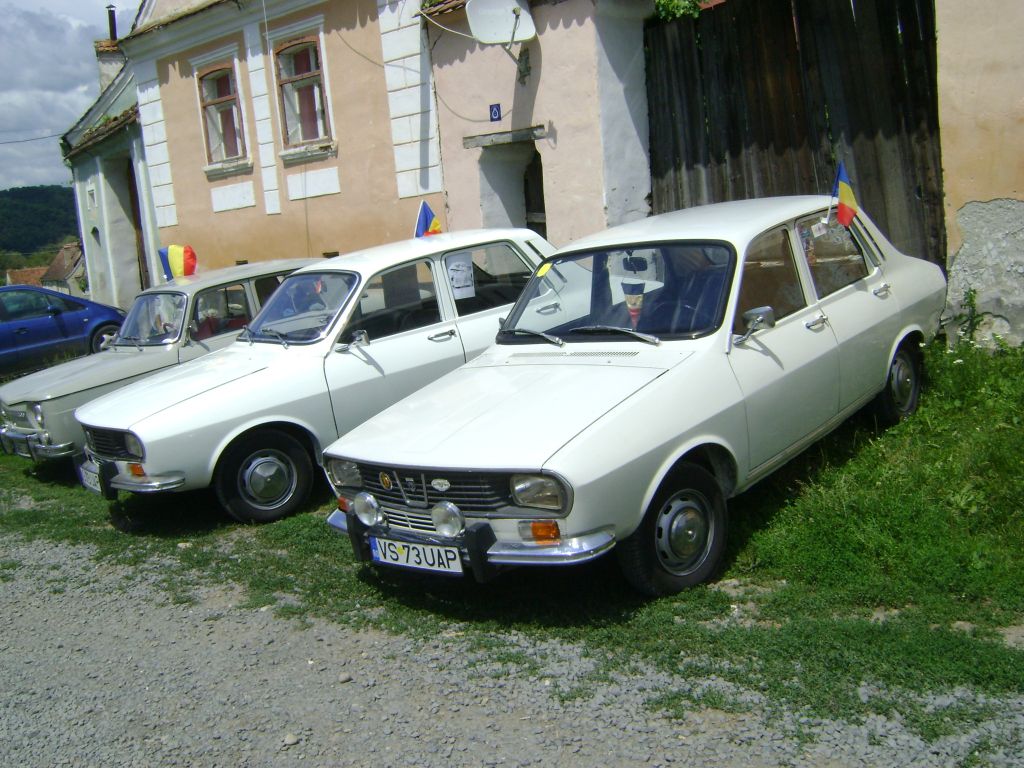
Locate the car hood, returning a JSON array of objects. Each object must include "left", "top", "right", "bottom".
[
  {"left": 0, "top": 346, "right": 178, "bottom": 405},
  {"left": 329, "top": 348, "right": 691, "bottom": 470},
  {"left": 75, "top": 344, "right": 279, "bottom": 429}
]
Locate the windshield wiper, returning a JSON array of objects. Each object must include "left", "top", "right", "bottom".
[
  {"left": 499, "top": 328, "right": 564, "bottom": 347},
  {"left": 258, "top": 327, "right": 289, "bottom": 348},
  {"left": 116, "top": 334, "right": 143, "bottom": 351},
  {"left": 569, "top": 325, "right": 661, "bottom": 345}
]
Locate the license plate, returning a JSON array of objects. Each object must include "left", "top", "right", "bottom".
[
  {"left": 80, "top": 464, "right": 102, "bottom": 494},
  {"left": 370, "top": 537, "right": 463, "bottom": 574}
]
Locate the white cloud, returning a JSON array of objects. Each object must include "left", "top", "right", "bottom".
[{"left": 0, "top": 1, "right": 139, "bottom": 190}]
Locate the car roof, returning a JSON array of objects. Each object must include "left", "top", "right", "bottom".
[
  {"left": 560, "top": 196, "right": 835, "bottom": 255},
  {"left": 141, "top": 258, "right": 320, "bottom": 296},
  {"left": 291, "top": 229, "right": 545, "bottom": 277}
]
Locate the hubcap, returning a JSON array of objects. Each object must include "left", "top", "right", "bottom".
[
  {"left": 654, "top": 493, "right": 712, "bottom": 576},
  {"left": 889, "top": 354, "right": 915, "bottom": 412},
  {"left": 240, "top": 450, "right": 297, "bottom": 510}
]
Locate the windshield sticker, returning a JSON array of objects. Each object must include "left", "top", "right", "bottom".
[
  {"left": 447, "top": 251, "right": 476, "bottom": 300},
  {"left": 536, "top": 263, "right": 551, "bottom": 277}
]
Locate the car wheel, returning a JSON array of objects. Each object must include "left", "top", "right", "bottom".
[
  {"left": 214, "top": 429, "right": 313, "bottom": 523},
  {"left": 617, "top": 463, "right": 727, "bottom": 596},
  {"left": 90, "top": 324, "right": 121, "bottom": 353},
  {"left": 873, "top": 345, "right": 921, "bottom": 426}
]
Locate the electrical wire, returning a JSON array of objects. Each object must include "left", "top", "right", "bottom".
[{"left": 0, "top": 133, "right": 63, "bottom": 145}]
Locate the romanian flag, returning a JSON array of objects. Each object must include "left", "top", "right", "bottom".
[
  {"left": 831, "top": 161, "right": 858, "bottom": 227},
  {"left": 414, "top": 201, "right": 442, "bottom": 237},
  {"left": 158, "top": 245, "right": 197, "bottom": 281}
]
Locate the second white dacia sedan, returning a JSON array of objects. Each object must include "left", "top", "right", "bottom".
[
  {"left": 320, "top": 196, "right": 947, "bottom": 596},
  {"left": 74, "top": 230, "right": 553, "bottom": 522}
]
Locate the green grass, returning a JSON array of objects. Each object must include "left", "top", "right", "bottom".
[{"left": 1, "top": 339, "right": 1022, "bottom": 737}]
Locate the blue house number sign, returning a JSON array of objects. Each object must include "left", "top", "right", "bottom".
[{"left": 489, "top": 104, "right": 501, "bottom": 122}]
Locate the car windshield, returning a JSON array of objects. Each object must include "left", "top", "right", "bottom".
[
  {"left": 245, "top": 271, "right": 358, "bottom": 344},
  {"left": 117, "top": 292, "right": 188, "bottom": 346},
  {"left": 500, "top": 241, "right": 735, "bottom": 343}
]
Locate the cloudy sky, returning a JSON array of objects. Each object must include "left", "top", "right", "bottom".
[{"left": 0, "top": 1, "right": 140, "bottom": 191}]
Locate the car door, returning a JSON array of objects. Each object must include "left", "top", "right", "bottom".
[
  {"left": 727, "top": 225, "right": 840, "bottom": 472},
  {"left": 795, "top": 211, "right": 902, "bottom": 412},
  {"left": 439, "top": 241, "right": 537, "bottom": 358},
  {"left": 323, "top": 259, "right": 466, "bottom": 438},
  {"left": 0, "top": 289, "right": 79, "bottom": 369}
]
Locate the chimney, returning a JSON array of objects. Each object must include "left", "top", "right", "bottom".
[{"left": 94, "top": 4, "right": 125, "bottom": 92}]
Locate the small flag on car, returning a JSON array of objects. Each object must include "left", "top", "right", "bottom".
[
  {"left": 414, "top": 200, "right": 442, "bottom": 238},
  {"left": 158, "top": 245, "right": 197, "bottom": 281},
  {"left": 831, "top": 161, "right": 859, "bottom": 227}
]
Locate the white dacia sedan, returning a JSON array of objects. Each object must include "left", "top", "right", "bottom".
[
  {"left": 321, "top": 196, "right": 947, "bottom": 596},
  {"left": 74, "top": 230, "right": 553, "bottom": 523}
]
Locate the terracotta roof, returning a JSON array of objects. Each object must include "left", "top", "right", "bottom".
[
  {"left": 41, "top": 243, "right": 84, "bottom": 283},
  {"left": 64, "top": 105, "right": 139, "bottom": 158},
  {"left": 5, "top": 267, "right": 48, "bottom": 287},
  {"left": 94, "top": 39, "right": 120, "bottom": 53}
]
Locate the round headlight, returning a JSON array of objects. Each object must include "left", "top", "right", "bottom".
[
  {"left": 124, "top": 432, "right": 144, "bottom": 460},
  {"left": 431, "top": 501, "right": 464, "bottom": 538},
  {"left": 510, "top": 474, "right": 564, "bottom": 511},
  {"left": 327, "top": 458, "right": 362, "bottom": 489},
  {"left": 353, "top": 492, "right": 382, "bottom": 526},
  {"left": 31, "top": 403, "right": 44, "bottom": 427}
]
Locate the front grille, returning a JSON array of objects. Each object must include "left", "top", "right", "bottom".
[
  {"left": 84, "top": 427, "right": 132, "bottom": 460},
  {"left": 356, "top": 463, "right": 512, "bottom": 532}
]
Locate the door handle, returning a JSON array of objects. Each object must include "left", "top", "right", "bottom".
[
  {"left": 873, "top": 282, "right": 891, "bottom": 297},
  {"left": 805, "top": 314, "right": 828, "bottom": 331},
  {"left": 428, "top": 329, "right": 456, "bottom": 341}
]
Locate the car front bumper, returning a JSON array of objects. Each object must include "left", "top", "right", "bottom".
[
  {"left": 79, "top": 456, "right": 186, "bottom": 499},
  {"left": 0, "top": 425, "right": 76, "bottom": 460},
  {"left": 328, "top": 509, "right": 616, "bottom": 583}
]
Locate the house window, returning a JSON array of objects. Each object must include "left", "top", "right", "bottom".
[
  {"left": 199, "top": 67, "right": 245, "bottom": 163},
  {"left": 276, "top": 38, "right": 329, "bottom": 146}
]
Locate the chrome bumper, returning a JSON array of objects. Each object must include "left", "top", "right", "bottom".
[
  {"left": 0, "top": 425, "right": 76, "bottom": 460},
  {"left": 81, "top": 456, "right": 186, "bottom": 496},
  {"left": 330, "top": 508, "right": 616, "bottom": 576}
]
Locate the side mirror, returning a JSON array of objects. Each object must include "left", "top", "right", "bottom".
[
  {"left": 336, "top": 329, "right": 369, "bottom": 352},
  {"left": 734, "top": 306, "right": 776, "bottom": 345},
  {"left": 186, "top": 320, "right": 200, "bottom": 343}
]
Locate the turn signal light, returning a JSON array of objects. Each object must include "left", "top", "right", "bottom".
[
  {"left": 521, "top": 520, "right": 560, "bottom": 544},
  {"left": 337, "top": 496, "right": 351, "bottom": 512},
  {"left": 128, "top": 463, "right": 146, "bottom": 477}
]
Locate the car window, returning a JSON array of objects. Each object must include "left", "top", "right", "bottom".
[
  {"left": 345, "top": 261, "right": 440, "bottom": 341},
  {"left": 1, "top": 289, "right": 53, "bottom": 321},
  {"left": 246, "top": 271, "right": 358, "bottom": 344},
  {"left": 443, "top": 243, "right": 532, "bottom": 316},
  {"left": 733, "top": 227, "right": 807, "bottom": 334},
  {"left": 795, "top": 211, "right": 871, "bottom": 299},
  {"left": 118, "top": 292, "right": 188, "bottom": 345},
  {"left": 192, "top": 283, "right": 252, "bottom": 341},
  {"left": 254, "top": 274, "right": 287, "bottom": 306}
]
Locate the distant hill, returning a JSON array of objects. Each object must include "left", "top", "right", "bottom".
[{"left": 0, "top": 185, "right": 77, "bottom": 255}]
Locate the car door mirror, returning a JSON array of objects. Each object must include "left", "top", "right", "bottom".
[
  {"left": 734, "top": 306, "right": 776, "bottom": 345},
  {"left": 336, "top": 329, "right": 369, "bottom": 352},
  {"left": 186, "top": 320, "right": 200, "bottom": 343}
]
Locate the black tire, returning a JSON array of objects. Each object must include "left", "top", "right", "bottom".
[
  {"left": 214, "top": 429, "right": 313, "bottom": 523},
  {"left": 90, "top": 324, "right": 121, "bottom": 353},
  {"left": 617, "top": 463, "right": 727, "bottom": 596},
  {"left": 872, "top": 345, "right": 922, "bottom": 426}
]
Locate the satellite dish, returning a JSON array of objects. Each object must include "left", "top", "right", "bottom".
[{"left": 465, "top": 0, "right": 536, "bottom": 45}]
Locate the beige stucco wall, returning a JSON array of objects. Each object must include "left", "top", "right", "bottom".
[
  {"left": 430, "top": 1, "right": 618, "bottom": 247},
  {"left": 936, "top": 0, "right": 1024, "bottom": 344},
  {"left": 151, "top": 0, "right": 443, "bottom": 270}
]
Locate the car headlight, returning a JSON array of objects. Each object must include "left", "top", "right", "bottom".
[
  {"left": 124, "top": 432, "right": 144, "bottom": 461},
  {"left": 510, "top": 474, "right": 564, "bottom": 511},
  {"left": 326, "top": 458, "right": 362, "bottom": 490},
  {"left": 30, "top": 403, "right": 45, "bottom": 428},
  {"left": 353, "top": 492, "right": 382, "bottom": 526}
]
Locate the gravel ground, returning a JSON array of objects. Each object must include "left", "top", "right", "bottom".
[{"left": 1, "top": 535, "right": 1022, "bottom": 768}]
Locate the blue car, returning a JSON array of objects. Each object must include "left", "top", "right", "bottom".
[{"left": 0, "top": 285, "right": 126, "bottom": 376}]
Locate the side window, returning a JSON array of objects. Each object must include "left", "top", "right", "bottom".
[
  {"left": 444, "top": 244, "right": 533, "bottom": 316},
  {"left": 796, "top": 211, "right": 871, "bottom": 298},
  {"left": 198, "top": 66, "right": 245, "bottom": 164},
  {"left": 345, "top": 261, "right": 439, "bottom": 341},
  {"left": 734, "top": 227, "right": 807, "bottom": 334},
  {"left": 2, "top": 290, "right": 52, "bottom": 321},
  {"left": 275, "top": 38, "right": 329, "bottom": 146},
  {"left": 192, "top": 283, "right": 252, "bottom": 341},
  {"left": 253, "top": 274, "right": 287, "bottom": 306}
]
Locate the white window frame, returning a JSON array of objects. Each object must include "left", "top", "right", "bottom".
[{"left": 190, "top": 45, "right": 252, "bottom": 179}]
